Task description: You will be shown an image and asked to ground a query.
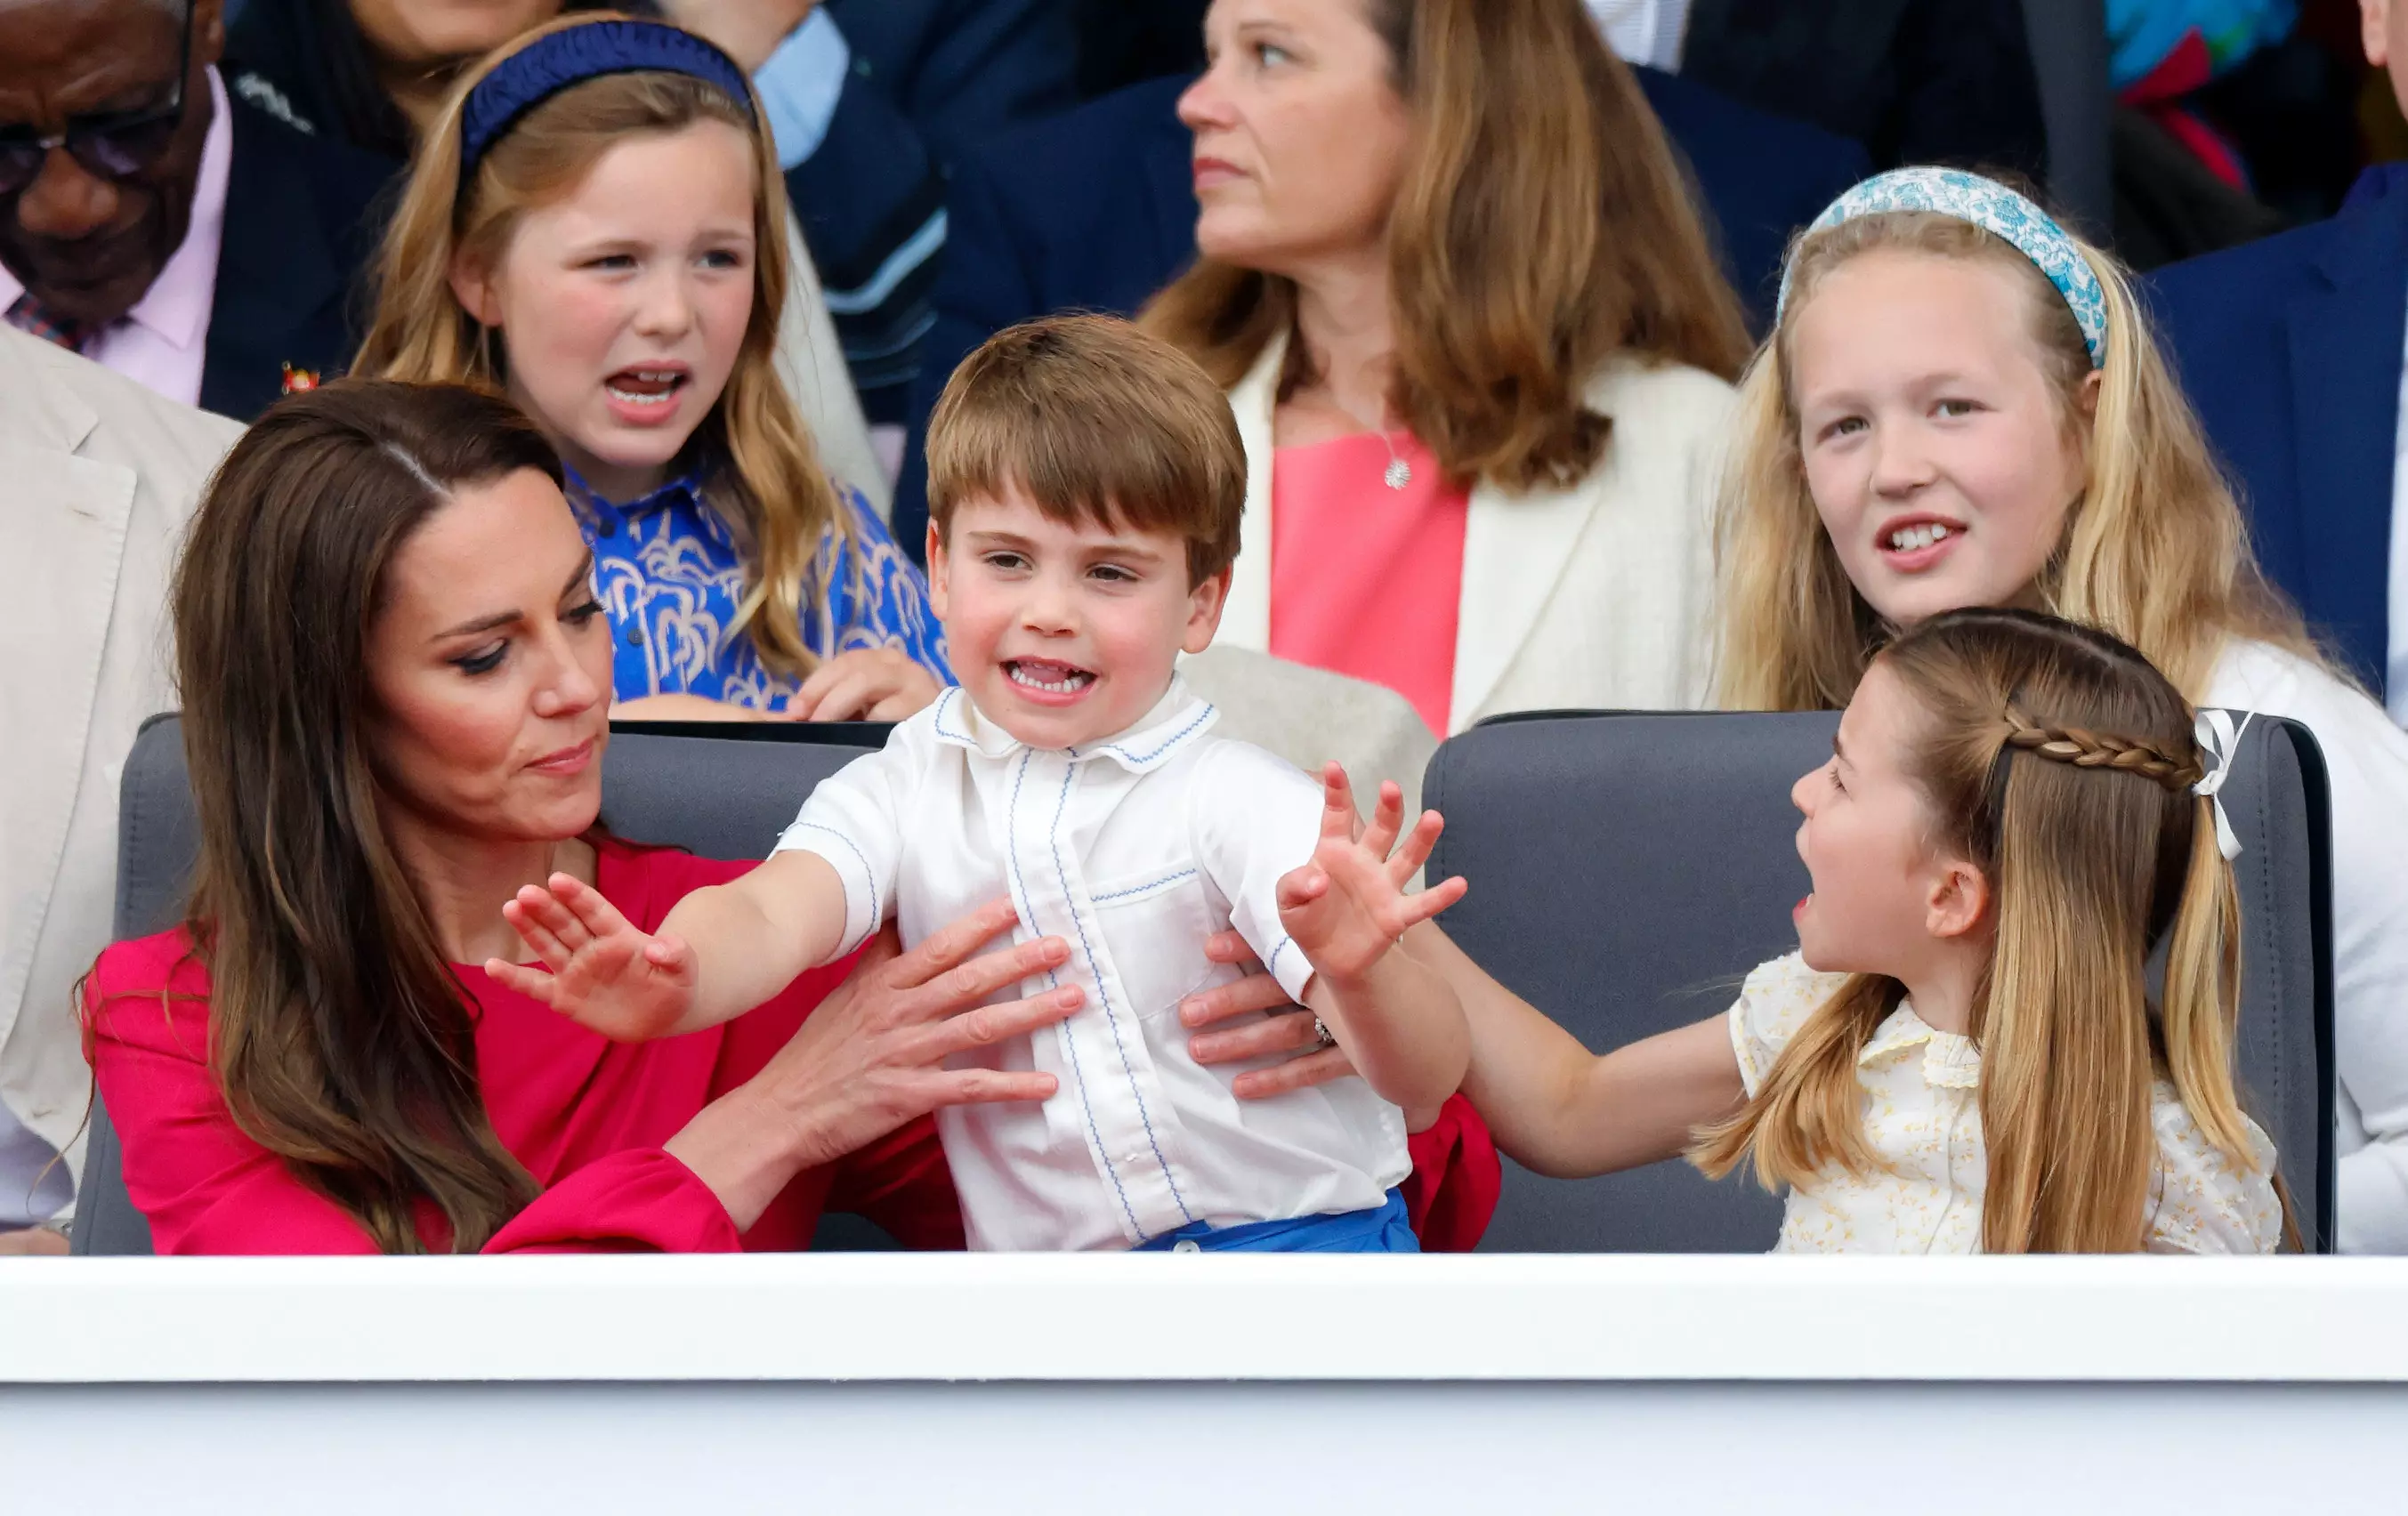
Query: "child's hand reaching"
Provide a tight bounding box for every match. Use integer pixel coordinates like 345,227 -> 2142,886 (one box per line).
487,873 -> 700,1041
1277,764 -> 1468,986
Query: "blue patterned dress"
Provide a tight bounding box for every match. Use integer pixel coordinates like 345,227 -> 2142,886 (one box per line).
571,469 -> 952,710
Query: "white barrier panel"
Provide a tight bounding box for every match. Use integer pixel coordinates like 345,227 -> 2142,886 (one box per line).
5,1254 -> 2407,1513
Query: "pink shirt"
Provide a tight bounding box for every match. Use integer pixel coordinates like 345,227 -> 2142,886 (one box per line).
0,66 -> 231,408
1268,431 -> 1469,738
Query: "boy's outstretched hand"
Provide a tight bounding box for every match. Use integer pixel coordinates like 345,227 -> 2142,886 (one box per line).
1276,764 -> 1468,986
487,873 -> 700,1041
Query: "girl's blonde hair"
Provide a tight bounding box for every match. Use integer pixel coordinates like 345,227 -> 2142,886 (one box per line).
1715,210 -> 2315,712
1694,607 -> 2274,1253
354,12 -> 846,678
1140,0 -> 1749,494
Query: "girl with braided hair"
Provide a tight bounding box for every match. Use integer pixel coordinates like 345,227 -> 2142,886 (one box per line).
1708,167 -> 2408,1253
1438,605 -> 2283,1253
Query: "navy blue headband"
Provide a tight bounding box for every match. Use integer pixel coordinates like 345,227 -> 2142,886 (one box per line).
459,20 -> 755,177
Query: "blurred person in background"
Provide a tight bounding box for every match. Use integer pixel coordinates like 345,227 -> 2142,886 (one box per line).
222,0 -> 1077,449
0,328 -> 240,1254
2148,0 -> 2408,725
893,0 -> 1870,560
0,0 -> 387,419
1137,0 -> 1751,737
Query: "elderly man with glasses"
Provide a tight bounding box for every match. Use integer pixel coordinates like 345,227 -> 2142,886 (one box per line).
0,0 -> 385,419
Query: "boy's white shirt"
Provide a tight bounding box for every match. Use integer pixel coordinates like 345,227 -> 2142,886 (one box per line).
774,675 -> 1410,1251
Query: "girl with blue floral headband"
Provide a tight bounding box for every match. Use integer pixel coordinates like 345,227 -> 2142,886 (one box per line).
1714,166 -> 2408,1254
357,14 -> 950,722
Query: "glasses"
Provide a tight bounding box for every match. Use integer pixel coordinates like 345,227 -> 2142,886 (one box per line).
0,1 -> 194,196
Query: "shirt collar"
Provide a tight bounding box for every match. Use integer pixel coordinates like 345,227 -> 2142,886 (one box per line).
931,676 -> 1221,773
565,466 -> 726,546
1858,1002 -> 1982,1090
124,65 -> 234,351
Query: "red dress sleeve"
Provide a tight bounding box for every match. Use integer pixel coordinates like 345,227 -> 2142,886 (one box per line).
1402,1093 -> 1500,1252
85,931 -> 747,1255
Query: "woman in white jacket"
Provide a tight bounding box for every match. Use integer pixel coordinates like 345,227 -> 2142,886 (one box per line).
1143,0 -> 1749,735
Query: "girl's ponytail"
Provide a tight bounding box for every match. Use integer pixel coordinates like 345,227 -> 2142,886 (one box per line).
2157,794 -> 2255,1167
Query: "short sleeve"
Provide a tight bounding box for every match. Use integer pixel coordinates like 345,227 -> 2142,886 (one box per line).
772,713 -> 927,957
1187,740 -> 1328,1005
1725,953 -> 1850,1098
2145,1089 -> 2285,1255
815,484 -> 954,681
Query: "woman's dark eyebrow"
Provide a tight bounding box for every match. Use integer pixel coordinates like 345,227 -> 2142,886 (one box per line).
433,557 -> 595,641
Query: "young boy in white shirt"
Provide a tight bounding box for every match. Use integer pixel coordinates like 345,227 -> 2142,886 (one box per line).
492,315 -> 1470,1251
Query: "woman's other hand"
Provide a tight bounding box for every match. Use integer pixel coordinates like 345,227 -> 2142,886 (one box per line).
1183,931 -> 1359,1099
780,647 -> 944,722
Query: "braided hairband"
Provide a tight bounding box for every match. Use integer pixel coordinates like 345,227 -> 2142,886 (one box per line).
1999,708 -> 2254,859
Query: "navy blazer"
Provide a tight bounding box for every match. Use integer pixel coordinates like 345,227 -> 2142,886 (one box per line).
2146,165 -> 2408,697
892,69 -> 1871,554
197,95 -> 388,422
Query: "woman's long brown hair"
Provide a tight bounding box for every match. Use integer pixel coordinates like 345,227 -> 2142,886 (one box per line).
170,380 -> 561,1254
1141,0 -> 1750,493
1693,608 -> 2269,1253
355,12 -> 848,680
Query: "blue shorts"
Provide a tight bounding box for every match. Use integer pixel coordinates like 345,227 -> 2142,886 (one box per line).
1135,1189 -> 1419,1253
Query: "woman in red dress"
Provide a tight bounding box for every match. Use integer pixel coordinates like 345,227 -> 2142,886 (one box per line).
85,380 -> 1494,1254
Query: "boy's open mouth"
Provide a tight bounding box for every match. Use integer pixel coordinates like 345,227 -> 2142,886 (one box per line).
1003,657 -> 1097,697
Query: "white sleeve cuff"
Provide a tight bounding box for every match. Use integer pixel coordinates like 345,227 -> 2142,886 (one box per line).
754,8 -> 850,170
772,820 -> 881,957
1262,934 -> 1318,1009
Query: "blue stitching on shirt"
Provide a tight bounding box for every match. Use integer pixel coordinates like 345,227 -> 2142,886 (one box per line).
780,822 -> 878,940
1089,868 -> 1198,904
1266,935 -> 1299,987
1006,749 -> 1143,1240
1091,703 -> 1218,766
1048,762 -> 1195,1227
933,688 -> 969,744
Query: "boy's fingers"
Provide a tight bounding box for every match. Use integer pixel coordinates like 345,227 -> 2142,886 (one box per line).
503,901 -> 578,976
1275,866 -> 1329,912
554,872 -> 637,942
1361,780 -> 1407,859
1394,875 -> 1469,928
483,959 -> 556,1004
513,887 -> 591,954
1387,811 -> 1448,883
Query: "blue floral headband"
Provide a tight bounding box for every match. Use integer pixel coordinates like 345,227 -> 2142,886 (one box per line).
1775,167 -> 2109,369
460,20 -> 755,178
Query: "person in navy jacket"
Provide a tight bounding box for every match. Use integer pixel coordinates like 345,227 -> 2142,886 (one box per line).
890,65 -> 1871,556
2144,1 -> 2408,718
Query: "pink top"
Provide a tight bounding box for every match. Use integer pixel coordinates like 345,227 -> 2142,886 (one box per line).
1269,431 -> 1469,737
0,66 -> 231,408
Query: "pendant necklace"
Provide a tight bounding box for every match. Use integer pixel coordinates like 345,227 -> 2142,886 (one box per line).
1330,389 -> 1412,490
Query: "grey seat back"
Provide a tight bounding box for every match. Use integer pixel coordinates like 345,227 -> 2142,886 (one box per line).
77,716 -> 886,1256
1424,709 -> 2335,1254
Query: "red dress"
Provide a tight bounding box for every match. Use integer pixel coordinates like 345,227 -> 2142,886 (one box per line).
84,840 -> 1498,1254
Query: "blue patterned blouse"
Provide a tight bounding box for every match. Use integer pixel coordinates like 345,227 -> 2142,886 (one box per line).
571,470 -> 952,710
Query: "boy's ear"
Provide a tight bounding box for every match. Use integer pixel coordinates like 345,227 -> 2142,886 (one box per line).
1925,857 -> 1992,941
924,523 -> 950,619
1183,564 -> 1234,655
448,253 -> 503,328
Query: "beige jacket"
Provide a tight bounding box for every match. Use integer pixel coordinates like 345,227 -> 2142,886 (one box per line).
775,211 -> 890,520
0,329 -> 241,1189
1178,646 -> 1437,820
1222,334 -> 1736,733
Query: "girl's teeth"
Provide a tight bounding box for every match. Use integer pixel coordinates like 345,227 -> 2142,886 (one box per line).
1889,523 -> 1952,552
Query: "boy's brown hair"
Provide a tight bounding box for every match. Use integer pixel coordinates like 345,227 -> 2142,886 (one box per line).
925,314 -> 1247,585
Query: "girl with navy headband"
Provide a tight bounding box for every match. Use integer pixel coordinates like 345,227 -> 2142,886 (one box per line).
357,14 -> 950,722
1713,166 -> 2408,1254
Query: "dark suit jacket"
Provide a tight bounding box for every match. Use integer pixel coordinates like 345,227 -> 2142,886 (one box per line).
2145,164 -> 2408,697
891,69 -> 1872,555
198,94 -> 389,422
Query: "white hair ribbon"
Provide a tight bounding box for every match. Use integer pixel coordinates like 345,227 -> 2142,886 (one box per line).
2190,708 -> 2256,861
